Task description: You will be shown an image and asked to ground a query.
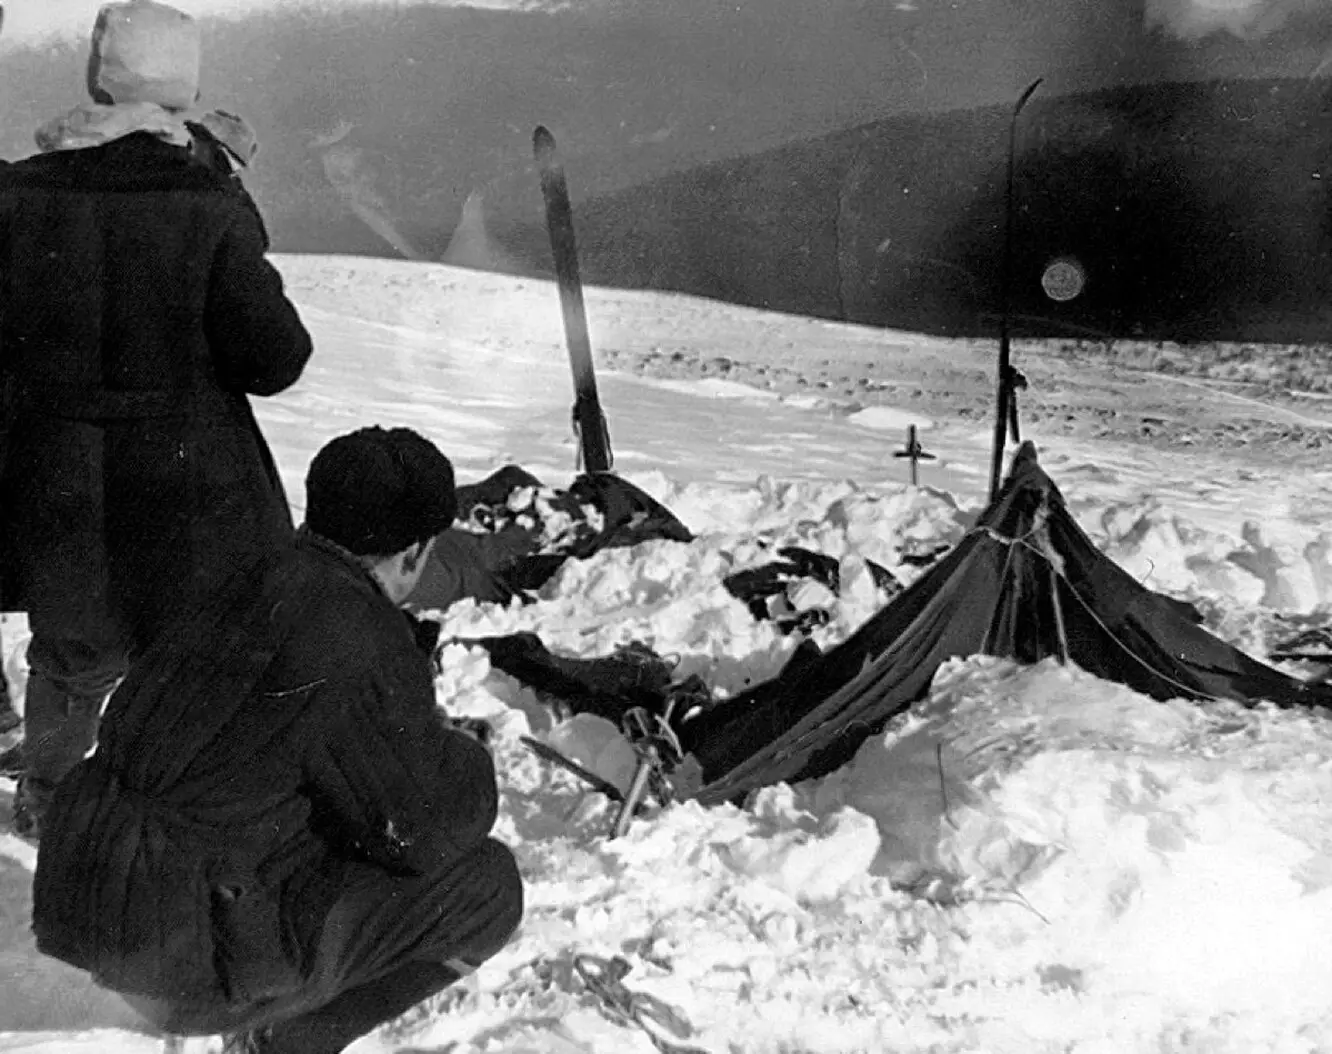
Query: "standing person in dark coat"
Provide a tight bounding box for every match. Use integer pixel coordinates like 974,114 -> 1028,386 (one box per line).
32,426 -> 524,1054
0,0 -> 313,836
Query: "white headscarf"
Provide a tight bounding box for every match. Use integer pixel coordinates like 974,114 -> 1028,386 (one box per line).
34,2 -> 258,166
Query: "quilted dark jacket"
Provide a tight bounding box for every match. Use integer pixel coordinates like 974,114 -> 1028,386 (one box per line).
32,533 -> 499,1010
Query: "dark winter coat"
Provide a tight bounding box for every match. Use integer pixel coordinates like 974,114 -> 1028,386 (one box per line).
32,532 -> 499,1010
0,132 -> 312,643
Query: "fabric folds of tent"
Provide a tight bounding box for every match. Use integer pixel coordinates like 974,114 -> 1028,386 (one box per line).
681,442 -> 1332,806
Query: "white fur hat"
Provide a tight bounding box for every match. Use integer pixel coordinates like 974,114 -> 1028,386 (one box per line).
87,1 -> 201,112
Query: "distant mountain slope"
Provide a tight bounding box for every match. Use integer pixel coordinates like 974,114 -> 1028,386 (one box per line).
3,1 -> 1330,342
475,77 -> 1332,344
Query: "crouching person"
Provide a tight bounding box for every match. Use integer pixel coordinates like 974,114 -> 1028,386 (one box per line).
30,426 -> 523,1054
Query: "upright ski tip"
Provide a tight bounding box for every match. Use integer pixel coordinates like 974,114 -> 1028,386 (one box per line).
1016,77 -> 1044,115
532,120 -> 615,476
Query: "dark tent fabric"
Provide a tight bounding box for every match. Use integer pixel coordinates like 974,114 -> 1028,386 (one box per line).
410,466 -> 693,612
462,632 -> 681,726
683,442 -> 1332,806
451,543 -> 899,731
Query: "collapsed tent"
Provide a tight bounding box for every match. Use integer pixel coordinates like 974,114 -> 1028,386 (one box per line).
677,442 -> 1332,806
460,547 -> 901,729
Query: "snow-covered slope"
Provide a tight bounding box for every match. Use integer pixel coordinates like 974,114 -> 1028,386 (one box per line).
2,256 -> 1332,1052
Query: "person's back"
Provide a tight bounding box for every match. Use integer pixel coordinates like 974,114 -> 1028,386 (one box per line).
33,427 -> 523,1054
0,0 -> 313,836
0,131 -> 303,620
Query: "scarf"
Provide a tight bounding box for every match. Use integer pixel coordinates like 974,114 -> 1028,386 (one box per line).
35,101 -> 194,154
34,102 -> 258,170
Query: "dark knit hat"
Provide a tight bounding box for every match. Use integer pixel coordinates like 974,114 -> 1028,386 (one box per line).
305,427 -> 458,557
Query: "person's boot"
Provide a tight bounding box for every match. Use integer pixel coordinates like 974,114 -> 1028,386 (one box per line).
12,776 -> 54,841
20,671 -> 104,791
258,961 -> 463,1054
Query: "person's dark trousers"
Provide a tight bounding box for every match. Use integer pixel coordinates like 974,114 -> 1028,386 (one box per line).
10,432 -> 133,827
137,837 -> 524,1054
20,630 -> 128,815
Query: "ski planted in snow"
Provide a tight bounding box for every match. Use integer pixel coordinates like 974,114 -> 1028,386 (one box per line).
533,125 -> 615,476
987,77 -> 1043,503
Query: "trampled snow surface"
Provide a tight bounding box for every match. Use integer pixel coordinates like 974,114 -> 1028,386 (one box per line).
4,257 -> 1332,1052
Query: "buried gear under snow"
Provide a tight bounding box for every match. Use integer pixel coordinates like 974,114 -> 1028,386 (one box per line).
722,543 -> 902,635
410,465 -> 694,612
1269,624 -> 1332,665
465,633 -> 711,731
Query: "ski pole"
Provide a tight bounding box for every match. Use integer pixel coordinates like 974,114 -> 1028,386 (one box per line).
988,77 -> 1043,502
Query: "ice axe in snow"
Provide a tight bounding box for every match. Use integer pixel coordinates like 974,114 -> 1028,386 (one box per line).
534,125 -> 614,476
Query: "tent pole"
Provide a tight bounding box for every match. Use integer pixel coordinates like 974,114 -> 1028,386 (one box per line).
987,77 -> 1043,502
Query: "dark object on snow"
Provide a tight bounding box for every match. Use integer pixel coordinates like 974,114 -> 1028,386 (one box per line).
1269,625 -> 1332,664
724,546 -> 841,612
564,471 -> 693,558
898,543 -> 951,569
683,442 -> 1332,805
866,560 -> 904,596
467,632 -> 678,725
411,465 -> 693,612
456,464 -> 545,519
723,545 -> 900,635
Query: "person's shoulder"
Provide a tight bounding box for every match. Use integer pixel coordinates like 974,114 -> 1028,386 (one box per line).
0,150 -> 67,186
3,136 -> 236,197
278,536 -> 418,675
